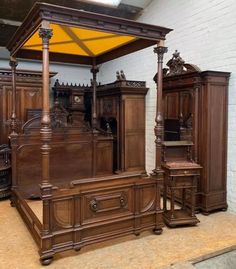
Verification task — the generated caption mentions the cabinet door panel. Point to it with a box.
[164,92,179,119]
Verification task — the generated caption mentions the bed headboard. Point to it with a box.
[11,112,113,198]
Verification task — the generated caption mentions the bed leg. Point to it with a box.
[153,227,163,235]
[40,256,53,266]
[10,197,16,207]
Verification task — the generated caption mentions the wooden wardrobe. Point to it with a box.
[97,79,148,174]
[0,68,56,144]
[159,51,230,214]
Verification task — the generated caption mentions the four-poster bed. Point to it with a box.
[7,2,172,265]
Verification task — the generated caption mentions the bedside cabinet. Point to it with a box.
[162,162,201,227]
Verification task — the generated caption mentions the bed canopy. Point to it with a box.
[7,2,172,265]
[7,1,172,174]
[7,2,171,64]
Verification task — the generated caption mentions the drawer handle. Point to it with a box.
[184,170,188,174]
[90,199,98,212]
[120,196,126,207]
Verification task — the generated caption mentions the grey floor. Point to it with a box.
[164,250,236,269]
[194,250,236,269]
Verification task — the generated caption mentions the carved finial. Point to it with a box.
[120,70,126,80]
[116,71,120,81]
[106,122,112,135]
[166,50,185,76]
[54,79,59,86]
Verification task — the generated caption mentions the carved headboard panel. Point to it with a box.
[11,131,113,199]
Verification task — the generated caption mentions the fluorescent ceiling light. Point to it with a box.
[85,0,122,7]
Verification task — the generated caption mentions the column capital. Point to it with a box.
[39,28,53,44]
[9,58,18,68]
[154,46,168,55]
[90,65,99,74]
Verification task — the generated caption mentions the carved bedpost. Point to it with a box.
[9,57,18,136]
[90,60,99,129]
[39,24,53,236]
[39,23,54,265]
[151,41,168,236]
[153,41,168,175]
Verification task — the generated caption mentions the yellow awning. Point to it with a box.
[23,23,137,57]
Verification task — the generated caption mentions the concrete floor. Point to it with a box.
[0,199,236,269]
[194,249,236,269]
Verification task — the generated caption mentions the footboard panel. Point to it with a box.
[40,174,163,258]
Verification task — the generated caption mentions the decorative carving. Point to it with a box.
[116,70,126,81]
[119,193,127,208]
[90,199,98,212]
[154,46,168,63]
[125,81,146,87]
[53,200,73,228]
[39,28,53,44]
[9,58,19,136]
[153,45,168,174]
[166,50,185,76]
[89,193,127,213]
[91,64,99,129]
[153,51,202,82]
[51,99,68,128]
[140,186,156,213]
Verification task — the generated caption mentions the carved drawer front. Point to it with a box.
[170,169,200,176]
[82,188,133,223]
[171,176,195,187]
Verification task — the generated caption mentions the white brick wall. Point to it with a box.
[0,58,91,88]
[1,0,235,212]
[99,0,236,213]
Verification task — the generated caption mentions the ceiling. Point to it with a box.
[0,0,153,47]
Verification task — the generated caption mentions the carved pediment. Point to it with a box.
[153,50,202,82]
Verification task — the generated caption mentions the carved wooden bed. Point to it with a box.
[6,2,172,265]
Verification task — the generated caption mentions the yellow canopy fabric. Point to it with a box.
[23,23,137,57]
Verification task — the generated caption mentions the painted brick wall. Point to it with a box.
[98,0,236,213]
[0,57,91,88]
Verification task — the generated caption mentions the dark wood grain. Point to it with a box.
[160,58,230,213]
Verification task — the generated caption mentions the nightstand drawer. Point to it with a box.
[169,169,200,176]
[171,176,195,187]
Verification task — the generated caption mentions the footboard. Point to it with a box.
[39,173,163,264]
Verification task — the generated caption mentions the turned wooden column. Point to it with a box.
[39,25,53,236]
[90,61,99,176]
[9,58,18,136]
[153,42,168,175]
[90,60,99,129]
